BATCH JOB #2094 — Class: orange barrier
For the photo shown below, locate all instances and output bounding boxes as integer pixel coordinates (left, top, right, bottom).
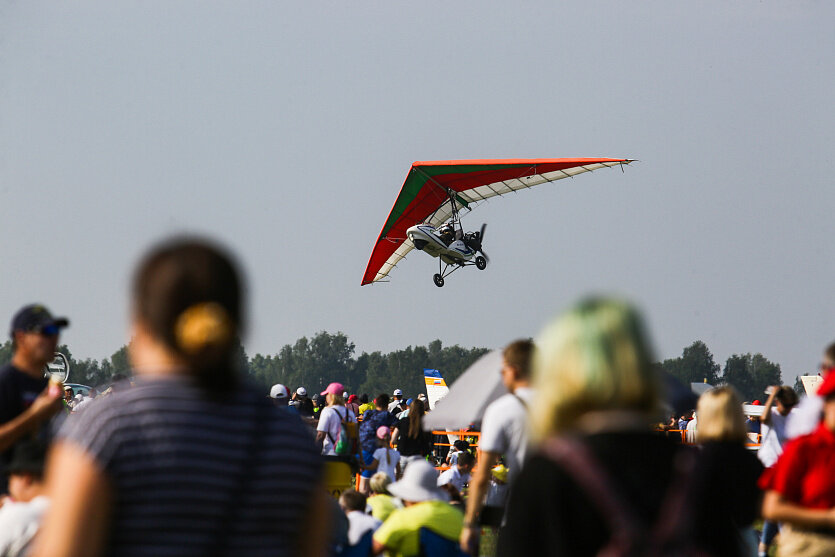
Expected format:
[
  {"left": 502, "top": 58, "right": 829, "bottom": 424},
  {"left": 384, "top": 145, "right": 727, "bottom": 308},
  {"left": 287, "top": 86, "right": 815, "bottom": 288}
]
[
  {"left": 431, "top": 430, "right": 480, "bottom": 472},
  {"left": 431, "top": 430, "right": 481, "bottom": 445}
]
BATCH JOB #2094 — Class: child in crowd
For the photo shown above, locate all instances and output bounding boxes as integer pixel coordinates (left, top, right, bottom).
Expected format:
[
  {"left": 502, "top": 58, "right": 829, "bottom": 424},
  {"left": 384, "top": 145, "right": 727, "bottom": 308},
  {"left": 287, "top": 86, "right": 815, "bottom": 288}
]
[
  {"left": 361, "top": 426, "right": 402, "bottom": 481},
  {"left": 366, "top": 472, "right": 402, "bottom": 522},
  {"left": 445, "top": 439, "right": 470, "bottom": 467},
  {"left": 0, "top": 440, "right": 50, "bottom": 557},
  {"left": 437, "top": 450, "right": 474, "bottom": 494},
  {"left": 338, "top": 489, "right": 381, "bottom": 547}
]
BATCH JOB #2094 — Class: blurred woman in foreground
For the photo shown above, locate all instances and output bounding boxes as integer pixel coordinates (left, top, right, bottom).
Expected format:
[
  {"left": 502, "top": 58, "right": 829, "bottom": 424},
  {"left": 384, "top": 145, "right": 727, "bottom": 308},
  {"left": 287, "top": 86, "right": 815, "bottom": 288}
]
[
  {"left": 34, "top": 238, "right": 329, "bottom": 557},
  {"left": 497, "top": 298, "right": 734, "bottom": 556}
]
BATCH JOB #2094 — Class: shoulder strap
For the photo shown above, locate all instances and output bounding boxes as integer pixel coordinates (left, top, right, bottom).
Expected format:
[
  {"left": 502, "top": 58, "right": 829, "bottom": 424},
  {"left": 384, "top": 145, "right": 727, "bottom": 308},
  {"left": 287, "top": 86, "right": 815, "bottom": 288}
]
[
  {"left": 326, "top": 406, "right": 346, "bottom": 444},
  {"left": 542, "top": 438, "right": 706, "bottom": 557}
]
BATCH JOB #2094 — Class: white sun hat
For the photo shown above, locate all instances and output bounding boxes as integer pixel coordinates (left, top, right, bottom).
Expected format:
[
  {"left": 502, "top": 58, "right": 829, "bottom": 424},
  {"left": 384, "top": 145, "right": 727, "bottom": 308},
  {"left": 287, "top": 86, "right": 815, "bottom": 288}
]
[{"left": 388, "top": 460, "right": 448, "bottom": 503}]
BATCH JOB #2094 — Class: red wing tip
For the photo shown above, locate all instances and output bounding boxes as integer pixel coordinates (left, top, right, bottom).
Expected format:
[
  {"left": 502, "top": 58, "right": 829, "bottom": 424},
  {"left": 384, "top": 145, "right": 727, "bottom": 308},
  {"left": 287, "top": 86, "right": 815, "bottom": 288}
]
[{"left": 411, "top": 157, "right": 634, "bottom": 167}]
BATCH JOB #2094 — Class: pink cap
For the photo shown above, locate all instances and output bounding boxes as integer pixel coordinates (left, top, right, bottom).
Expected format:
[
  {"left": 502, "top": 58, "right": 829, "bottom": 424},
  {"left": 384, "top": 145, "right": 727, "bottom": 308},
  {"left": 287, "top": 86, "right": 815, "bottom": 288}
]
[
  {"left": 321, "top": 382, "right": 345, "bottom": 396},
  {"left": 376, "top": 426, "right": 391, "bottom": 439}
]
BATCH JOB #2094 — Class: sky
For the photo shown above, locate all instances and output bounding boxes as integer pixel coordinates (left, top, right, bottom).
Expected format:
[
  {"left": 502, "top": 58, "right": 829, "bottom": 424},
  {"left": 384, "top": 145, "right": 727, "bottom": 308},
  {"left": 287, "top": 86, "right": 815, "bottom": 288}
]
[{"left": 1, "top": 2, "right": 833, "bottom": 385}]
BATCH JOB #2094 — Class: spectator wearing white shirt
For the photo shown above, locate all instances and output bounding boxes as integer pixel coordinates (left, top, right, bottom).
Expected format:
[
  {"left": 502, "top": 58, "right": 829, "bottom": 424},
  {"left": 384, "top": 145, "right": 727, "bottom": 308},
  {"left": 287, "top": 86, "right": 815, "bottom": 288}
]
[
  {"left": 685, "top": 410, "right": 698, "bottom": 443},
  {"left": 71, "top": 388, "right": 98, "bottom": 414},
  {"left": 756, "top": 384, "right": 799, "bottom": 557},
  {"left": 437, "top": 451, "right": 474, "bottom": 494},
  {"left": 388, "top": 389, "right": 404, "bottom": 413},
  {"left": 0, "top": 440, "right": 50, "bottom": 557},
  {"left": 461, "top": 339, "right": 534, "bottom": 554},
  {"left": 361, "top": 427, "right": 401, "bottom": 481},
  {"left": 786, "top": 342, "right": 835, "bottom": 439},
  {"left": 316, "top": 382, "right": 357, "bottom": 456},
  {"left": 339, "top": 489, "right": 381, "bottom": 547}
]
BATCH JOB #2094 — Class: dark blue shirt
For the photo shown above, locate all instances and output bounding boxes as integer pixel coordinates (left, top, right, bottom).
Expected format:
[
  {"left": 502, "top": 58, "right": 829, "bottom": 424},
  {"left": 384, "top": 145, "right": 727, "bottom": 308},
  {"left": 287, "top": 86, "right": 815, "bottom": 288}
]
[
  {"left": 359, "top": 408, "right": 398, "bottom": 453},
  {"left": 0, "top": 363, "right": 48, "bottom": 491}
]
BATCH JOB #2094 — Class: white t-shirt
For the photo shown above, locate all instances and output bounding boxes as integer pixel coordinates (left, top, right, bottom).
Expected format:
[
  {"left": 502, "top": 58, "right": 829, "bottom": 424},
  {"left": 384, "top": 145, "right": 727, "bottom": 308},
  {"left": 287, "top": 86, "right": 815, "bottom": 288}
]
[
  {"left": 317, "top": 405, "right": 356, "bottom": 456},
  {"left": 345, "top": 510, "right": 382, "bottom": 546},
  {"left": 372, "top": 447, "right": 401, "bottom": 481},
  {"left": 0, "top": 495, "right": 50, "bottom": 557},
  {"left": 478, "top": 387, "right": 533, "bottom": 484},
  {"left": 437, "top": 466, "right": 470, "bottom": 492},
  {"left": 759, "top": 409, "right": 794, "bottom": 468},
  {"left": 786, "top": 395, "right": 821, "bottom": 440},
  {"left": 685, "top": 416, "right": 698, "bottom": 444}
]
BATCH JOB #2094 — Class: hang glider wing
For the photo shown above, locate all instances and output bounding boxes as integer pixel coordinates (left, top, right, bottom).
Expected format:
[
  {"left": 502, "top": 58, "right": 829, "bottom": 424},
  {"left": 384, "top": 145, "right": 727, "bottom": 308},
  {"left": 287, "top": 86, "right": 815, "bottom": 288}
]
[{"left": 361, "top": 157, "right": 633, "bottom": 285}]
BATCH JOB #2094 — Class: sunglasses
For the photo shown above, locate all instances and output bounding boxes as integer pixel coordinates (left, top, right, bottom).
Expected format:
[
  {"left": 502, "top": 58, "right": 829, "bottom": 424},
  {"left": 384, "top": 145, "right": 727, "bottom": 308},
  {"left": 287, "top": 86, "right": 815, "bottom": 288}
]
[{"left": 33, "top": 324, "right": 60, "bottom": 336}]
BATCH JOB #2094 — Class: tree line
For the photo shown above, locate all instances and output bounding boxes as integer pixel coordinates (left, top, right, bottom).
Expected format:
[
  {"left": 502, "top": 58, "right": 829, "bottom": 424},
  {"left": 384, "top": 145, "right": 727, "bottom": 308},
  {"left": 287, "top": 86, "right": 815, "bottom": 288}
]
[
  {"left": 0, "top": 334, "right": 798, "bottom": 403},
  {"left": 0, "top": 332, "right": 490, "bottom": 399}
]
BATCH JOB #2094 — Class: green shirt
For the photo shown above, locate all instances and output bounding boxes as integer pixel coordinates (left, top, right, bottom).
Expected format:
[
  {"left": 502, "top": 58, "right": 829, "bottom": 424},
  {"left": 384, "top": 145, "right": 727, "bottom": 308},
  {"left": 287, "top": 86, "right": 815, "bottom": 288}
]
[
  {"left": 367, "top": 493, "right": 400, "bottom": 522},
  {"left": 373, "top": 500, "right": 463, "bottom": 557}
]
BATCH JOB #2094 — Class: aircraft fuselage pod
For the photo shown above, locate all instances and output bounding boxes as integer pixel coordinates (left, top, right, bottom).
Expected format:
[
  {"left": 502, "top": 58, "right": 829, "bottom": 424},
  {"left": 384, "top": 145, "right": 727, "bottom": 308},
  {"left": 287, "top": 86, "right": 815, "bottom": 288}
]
[
  {"left": 406, "top": 224, "right": 487, "bottom": 287},
  {"left": 407, "top": 224, "right": 474, "bottom": 265}
]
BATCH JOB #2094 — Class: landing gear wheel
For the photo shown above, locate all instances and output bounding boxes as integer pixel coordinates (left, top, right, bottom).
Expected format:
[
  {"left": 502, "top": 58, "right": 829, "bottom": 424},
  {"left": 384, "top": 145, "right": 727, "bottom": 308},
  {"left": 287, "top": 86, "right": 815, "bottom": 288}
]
[
  {"left": 475, "top": 256, "right": 487, "bottom": 270},
  {"left": 433, "top": 273, "right": 445, "bottom": 287}
]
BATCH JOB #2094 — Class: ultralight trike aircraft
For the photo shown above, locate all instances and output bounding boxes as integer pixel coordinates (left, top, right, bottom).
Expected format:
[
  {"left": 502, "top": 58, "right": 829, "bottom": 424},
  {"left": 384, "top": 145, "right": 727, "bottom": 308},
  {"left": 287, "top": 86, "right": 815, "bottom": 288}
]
[
  {"left": 406, "top": 200, "right": 488, "bottom": 287},
  {"left": 361, "top": 158, "right": 633, "bottom": 287}
]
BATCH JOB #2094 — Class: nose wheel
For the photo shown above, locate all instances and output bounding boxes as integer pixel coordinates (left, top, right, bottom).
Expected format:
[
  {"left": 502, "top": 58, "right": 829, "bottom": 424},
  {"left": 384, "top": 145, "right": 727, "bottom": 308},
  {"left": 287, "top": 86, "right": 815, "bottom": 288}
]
[
  {"left": 433, "top": 273, "right": 445, "bottom": 287},
  {"left": 475, "top": 256, "right": 487, "bottom": 270}
]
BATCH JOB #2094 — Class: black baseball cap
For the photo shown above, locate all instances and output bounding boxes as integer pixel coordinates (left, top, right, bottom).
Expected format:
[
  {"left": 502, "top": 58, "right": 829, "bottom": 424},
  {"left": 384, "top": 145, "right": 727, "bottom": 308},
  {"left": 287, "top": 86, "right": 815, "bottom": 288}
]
[
  {"left": 4, "top": 439, "right": 47, "bottom": 475},
  {"left": 10, "top": 304, "right": 69, "bottom": 337}
]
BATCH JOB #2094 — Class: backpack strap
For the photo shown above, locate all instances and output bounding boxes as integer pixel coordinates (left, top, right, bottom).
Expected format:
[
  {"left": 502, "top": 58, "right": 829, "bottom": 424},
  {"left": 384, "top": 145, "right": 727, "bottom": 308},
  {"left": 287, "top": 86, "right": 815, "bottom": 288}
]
[
  {"left": 542, "top": 437, "right": 706, "bottom": 557},
  {"left": 541, "top": 437, "right": 643, "bottom": 557},
  {"left": 326, "top": 406, "right": 347, "bottom": 445}
]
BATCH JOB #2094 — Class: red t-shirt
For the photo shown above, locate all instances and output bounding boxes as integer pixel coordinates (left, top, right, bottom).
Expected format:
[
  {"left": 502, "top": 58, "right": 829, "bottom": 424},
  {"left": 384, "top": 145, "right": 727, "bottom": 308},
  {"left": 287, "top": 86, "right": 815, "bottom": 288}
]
[{"left": 759, "top": 423, "right": 835, "bottom": 509}]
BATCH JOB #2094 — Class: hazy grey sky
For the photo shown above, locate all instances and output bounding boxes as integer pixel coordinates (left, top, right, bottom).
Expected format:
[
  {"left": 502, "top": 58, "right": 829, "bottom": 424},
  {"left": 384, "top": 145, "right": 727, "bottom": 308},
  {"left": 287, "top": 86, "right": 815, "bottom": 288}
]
[{"left": 2, "top": 2, "right": 833, "bottom": 385}]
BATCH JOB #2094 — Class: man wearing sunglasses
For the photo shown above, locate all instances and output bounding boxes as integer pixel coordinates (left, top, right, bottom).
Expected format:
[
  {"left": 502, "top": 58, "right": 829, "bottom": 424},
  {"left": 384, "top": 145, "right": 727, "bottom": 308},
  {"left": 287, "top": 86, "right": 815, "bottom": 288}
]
[{"left": 0, "top": 304, "right": 69, "bottom": 494}]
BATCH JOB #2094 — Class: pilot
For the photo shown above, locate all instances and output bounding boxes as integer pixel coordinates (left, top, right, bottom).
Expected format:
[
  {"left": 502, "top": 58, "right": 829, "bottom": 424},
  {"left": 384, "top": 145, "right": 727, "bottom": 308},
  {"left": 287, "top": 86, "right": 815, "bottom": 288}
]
[{"left": 438, "top": 223, "right": 455, "bottom": 246}]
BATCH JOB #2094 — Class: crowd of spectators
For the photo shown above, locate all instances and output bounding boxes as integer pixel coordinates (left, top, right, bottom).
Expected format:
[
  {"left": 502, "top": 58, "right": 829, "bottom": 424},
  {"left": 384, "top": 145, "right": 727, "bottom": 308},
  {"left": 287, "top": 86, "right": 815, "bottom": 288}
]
[{"left": 2, "top": 238, "right": 835, "bottom": 557}]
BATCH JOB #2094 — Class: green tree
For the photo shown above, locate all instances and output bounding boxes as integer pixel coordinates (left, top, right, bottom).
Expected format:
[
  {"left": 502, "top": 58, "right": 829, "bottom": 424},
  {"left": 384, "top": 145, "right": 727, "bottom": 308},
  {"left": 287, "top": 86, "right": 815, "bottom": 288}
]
[
  {"left": 247, "top": 334, "right": 488, "bottom": 400},
  {"left": 0, "top": 340, "right": 12, "bottom": 367},
  {"left": 659, "top": 341, "right": 720, "bottom": 386},
  {"left": 109, "top": 345, "right": 131, "bottom": 376},
  {"left": 722, "top": 353, "right": 782, "bottom": 401},
  {"left": 793, "top": 375, "right": 805, "bottom": 395}
]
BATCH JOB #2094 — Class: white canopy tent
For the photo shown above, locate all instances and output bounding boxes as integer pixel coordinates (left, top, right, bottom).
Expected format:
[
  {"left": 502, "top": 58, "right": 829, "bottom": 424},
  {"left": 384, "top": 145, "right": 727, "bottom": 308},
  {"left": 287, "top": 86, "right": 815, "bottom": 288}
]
[{"left": 423, "top": 350, "right": 507, "bottom": 431}]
